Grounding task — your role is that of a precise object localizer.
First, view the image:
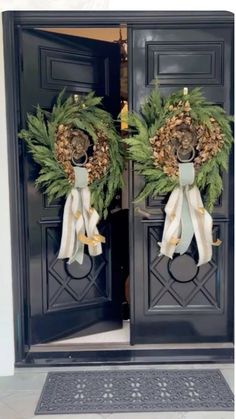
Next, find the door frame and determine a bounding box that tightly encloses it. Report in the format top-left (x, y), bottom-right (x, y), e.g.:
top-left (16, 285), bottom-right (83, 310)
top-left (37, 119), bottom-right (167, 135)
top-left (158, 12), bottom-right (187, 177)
top-left (2, 10), bottom-right (234, 366)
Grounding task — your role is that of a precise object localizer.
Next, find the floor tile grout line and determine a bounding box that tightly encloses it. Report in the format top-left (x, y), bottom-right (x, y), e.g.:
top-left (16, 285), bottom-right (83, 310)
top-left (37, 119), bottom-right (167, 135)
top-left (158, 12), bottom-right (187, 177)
top-left (0, 391), bottom-right (15, 399)
top-left (0, 397), bottom-right (24, 413)
top-left (0, 396), bottom-right (38, 419)
top-left (10, 365), bottom-right (233, 375)
top-left (0, 390), bottom-right (43, 396)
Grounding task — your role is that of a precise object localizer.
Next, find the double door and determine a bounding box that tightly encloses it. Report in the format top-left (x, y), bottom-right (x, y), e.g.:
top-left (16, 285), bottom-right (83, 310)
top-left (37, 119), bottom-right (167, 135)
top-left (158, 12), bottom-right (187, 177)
top-left (19, 23), bottom-right (234, 347)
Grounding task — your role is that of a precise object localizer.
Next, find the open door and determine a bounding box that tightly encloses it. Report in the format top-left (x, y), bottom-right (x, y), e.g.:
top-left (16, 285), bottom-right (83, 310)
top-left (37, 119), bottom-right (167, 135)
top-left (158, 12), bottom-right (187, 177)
top-left (19, 29), bottom-right (122, 345)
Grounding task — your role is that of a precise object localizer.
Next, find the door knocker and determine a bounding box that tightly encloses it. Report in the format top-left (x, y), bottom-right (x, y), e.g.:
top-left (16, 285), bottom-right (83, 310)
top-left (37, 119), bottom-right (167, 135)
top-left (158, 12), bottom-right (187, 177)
top-left (173, 123), bottom-right (197, 163)
top-left (176, 144), bottom-right (195, 163)
top-left (71, 134), bottom-right (90, 167)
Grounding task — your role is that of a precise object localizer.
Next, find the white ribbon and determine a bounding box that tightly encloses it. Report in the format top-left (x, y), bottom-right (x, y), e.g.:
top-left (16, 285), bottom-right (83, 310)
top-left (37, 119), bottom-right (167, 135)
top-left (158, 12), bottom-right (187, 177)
top-left (159, 163), bottom-right (213, 266)
top-left (58, 167), bottom-right (104, 265)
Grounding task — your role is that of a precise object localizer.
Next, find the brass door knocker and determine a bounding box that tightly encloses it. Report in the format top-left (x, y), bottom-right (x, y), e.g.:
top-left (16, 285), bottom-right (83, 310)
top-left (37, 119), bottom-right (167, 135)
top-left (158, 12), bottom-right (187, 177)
top-left (71, 150), bottom-right (88, 166)
top-left (71, 135), bottom-right (90, 167)
top-left (173, 123), bottom-right (197, 163)
top-left (176, 144), bottom-right (195, 163)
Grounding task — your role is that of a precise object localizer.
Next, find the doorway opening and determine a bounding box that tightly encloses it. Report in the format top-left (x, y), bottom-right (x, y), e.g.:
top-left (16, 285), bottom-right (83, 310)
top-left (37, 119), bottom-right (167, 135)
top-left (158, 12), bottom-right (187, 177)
top-left (22, 25), bottom-right (131, 351)
top-left (4, 10), bottom-right (234, 366)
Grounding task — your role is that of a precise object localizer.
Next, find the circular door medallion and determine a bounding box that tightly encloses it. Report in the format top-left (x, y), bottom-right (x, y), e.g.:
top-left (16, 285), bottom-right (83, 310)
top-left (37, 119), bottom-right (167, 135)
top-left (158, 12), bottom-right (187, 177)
top-left (168, 254), bottom-right (199, 283)
top-left (65, 254), bottom-right (93, 279)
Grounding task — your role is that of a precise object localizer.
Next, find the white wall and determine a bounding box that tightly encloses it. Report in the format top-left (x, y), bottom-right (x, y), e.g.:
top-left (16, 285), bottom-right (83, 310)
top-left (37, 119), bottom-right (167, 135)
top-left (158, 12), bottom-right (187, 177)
top-left (0, 18), bottom-right (14, 376)
top-left (0, 0), bottom-right (234, 377)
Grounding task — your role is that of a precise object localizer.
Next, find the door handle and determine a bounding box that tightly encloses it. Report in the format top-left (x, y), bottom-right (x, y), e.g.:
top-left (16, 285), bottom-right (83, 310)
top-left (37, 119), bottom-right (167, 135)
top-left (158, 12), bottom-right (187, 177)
top-left (135, 207), bottom-right (151, 219)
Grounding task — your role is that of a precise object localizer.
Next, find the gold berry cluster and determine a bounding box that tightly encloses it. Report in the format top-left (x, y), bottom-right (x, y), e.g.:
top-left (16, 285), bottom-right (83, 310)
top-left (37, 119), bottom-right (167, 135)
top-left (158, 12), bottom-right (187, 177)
top-left (55, 124), bottom-right (75, 184)
top-left (149, 101), bottom-right (224, 177)
top-left (85, 132), bottom-right (110, 184)
top-left (194, 118), bottom-right (224, 168)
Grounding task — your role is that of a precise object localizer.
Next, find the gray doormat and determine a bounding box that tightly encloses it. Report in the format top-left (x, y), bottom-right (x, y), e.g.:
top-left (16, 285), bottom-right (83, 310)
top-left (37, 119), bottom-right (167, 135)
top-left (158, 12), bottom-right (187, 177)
top-left (35, 369), bottom-right (234, 415)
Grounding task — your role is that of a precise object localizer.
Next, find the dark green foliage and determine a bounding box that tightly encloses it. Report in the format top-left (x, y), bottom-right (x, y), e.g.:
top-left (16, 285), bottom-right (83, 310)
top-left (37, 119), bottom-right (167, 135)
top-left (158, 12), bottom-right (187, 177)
top-left (19, 91), bottom-right (124, 218)
top-left (124, 87), bottom-right (233, 211)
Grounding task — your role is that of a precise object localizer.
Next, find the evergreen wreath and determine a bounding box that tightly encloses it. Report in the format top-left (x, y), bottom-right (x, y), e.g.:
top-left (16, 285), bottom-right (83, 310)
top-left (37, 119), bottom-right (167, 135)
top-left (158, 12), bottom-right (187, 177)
top-left (19, 91), bottom-right (124, 218)
top-left (124, 87), bottom-right (233, 212)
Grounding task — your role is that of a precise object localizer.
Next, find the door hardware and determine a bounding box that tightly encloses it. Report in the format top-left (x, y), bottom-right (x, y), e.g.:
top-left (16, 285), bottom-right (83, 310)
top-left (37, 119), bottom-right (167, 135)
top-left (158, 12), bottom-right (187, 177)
top-left (135, 207), bottom-right (151, 218)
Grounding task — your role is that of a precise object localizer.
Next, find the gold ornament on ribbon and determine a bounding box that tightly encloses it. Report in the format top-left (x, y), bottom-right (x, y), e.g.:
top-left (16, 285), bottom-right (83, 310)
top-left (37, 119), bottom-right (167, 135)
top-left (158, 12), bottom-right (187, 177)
top-left (124, 86), bottom-right (233, 265)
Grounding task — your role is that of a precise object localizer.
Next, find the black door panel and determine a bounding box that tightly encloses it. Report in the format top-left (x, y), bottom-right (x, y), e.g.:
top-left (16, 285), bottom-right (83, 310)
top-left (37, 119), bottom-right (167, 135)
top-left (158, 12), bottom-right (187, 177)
top-left (130, 26), bottom-right (233, 344)
top-left (19, 29), bottom-right (122, 344)
top-left (132, 220), bottom-right (228, 343)
top-left (20, 29), bottom-right (120, 118)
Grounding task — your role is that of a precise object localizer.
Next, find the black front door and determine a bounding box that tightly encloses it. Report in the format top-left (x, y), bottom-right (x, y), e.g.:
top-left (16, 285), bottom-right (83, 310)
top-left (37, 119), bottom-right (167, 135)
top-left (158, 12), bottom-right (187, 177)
top-left (19, 29), bottom-right (122, 344)
top-left (130, 25), bottom-right (234, 344)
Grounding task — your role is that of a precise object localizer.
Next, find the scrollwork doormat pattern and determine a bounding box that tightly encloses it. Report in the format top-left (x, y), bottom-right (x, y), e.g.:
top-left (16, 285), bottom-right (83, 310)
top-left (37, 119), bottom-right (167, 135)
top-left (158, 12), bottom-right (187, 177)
top-left (35, 369), bottom-right (234, 414)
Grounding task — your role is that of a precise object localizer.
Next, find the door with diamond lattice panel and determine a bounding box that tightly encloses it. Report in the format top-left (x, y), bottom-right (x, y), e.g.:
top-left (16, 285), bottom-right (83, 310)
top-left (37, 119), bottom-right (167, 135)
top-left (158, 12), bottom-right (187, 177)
top-left (19, 29), bottom-right (123, 344)
top-left (130, 25), bottom-right (233, 344)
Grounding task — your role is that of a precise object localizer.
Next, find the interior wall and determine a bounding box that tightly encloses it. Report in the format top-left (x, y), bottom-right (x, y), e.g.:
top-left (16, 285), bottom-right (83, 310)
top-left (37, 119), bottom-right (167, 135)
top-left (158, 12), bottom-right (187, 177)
top-left (41, 27), bottom-right (127, 42)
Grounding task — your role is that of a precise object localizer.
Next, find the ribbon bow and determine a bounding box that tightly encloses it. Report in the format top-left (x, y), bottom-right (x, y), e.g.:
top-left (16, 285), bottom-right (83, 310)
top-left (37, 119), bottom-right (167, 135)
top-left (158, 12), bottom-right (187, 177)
top-left (159, 163), bottom-right (216, 266)
top-left (58, 167), bottom-right (105, 265)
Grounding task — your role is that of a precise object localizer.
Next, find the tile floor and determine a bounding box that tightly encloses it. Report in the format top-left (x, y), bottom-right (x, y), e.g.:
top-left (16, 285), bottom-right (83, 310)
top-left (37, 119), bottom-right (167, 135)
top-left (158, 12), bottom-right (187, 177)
top-left (0, 363), bottom-right (234, 419)
top-left (45, 321), bottom-right (130, 346)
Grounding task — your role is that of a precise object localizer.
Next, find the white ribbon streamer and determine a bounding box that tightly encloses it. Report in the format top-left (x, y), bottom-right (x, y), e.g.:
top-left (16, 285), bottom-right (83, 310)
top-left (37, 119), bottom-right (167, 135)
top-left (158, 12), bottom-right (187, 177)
top-left (187, 186), bottom-right (213, 266)
top-left (58, 167), bottom-right (103, 265)
top-left (159, 163), bottom-right (213, 266)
